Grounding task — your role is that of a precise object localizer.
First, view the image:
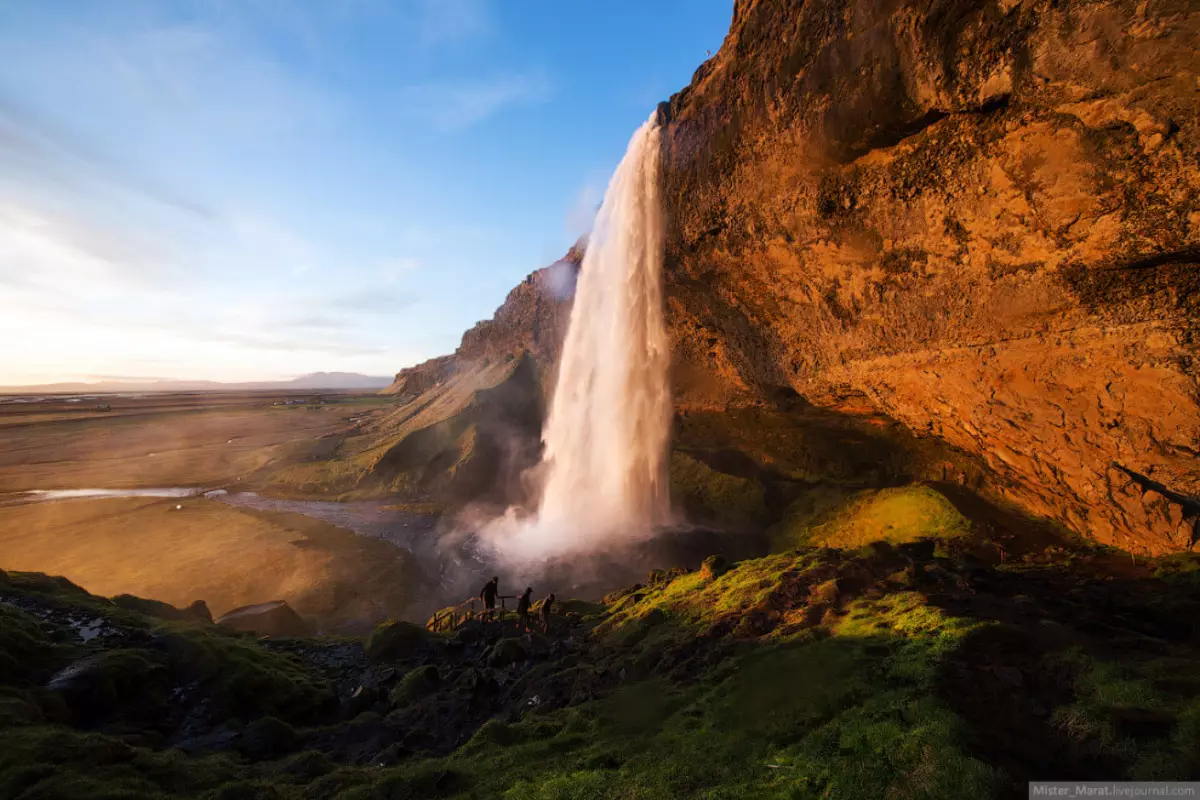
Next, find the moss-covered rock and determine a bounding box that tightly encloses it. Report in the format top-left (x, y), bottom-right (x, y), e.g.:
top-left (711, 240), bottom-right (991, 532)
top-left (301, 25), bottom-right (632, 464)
top-left (48, 648), bottom-right (171, 724)
top-left (773, 484), bottom-right (971, 551)
top-left (0, 604), bottom-right (60, 685)
top-left (237, 716), bottom-right (299, 759)
top-left (487, 638), bottom-right (527, 668)
top-left (389, 665), bottom-right (440, 707)
top-left (365, 620), bottom-right (430, 664)
top-left (669, 451), bottom-right (769, 528)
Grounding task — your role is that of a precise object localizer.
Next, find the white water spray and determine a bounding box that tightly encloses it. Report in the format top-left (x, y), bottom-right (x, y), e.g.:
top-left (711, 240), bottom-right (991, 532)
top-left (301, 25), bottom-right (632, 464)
top-left (486, 113), bottom-right (671, 562)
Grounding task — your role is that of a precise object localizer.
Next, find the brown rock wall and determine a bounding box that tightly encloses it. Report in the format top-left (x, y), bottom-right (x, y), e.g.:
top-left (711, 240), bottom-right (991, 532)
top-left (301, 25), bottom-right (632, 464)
top-left (659, 0), bottom-right (1200, 552)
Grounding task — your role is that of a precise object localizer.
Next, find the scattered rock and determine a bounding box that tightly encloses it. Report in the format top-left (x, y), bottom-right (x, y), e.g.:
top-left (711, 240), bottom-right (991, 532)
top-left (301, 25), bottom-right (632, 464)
top-left (811, 578), bottom-right (840, 605)
top-left (217, 601), bottom-right (312, 638)
top-left (700, 554), bottom-right (730, 581)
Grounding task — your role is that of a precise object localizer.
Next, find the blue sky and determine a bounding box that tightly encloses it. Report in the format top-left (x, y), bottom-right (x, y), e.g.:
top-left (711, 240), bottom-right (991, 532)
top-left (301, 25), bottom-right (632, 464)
top-left (0, 0), bottom-right (731, 384)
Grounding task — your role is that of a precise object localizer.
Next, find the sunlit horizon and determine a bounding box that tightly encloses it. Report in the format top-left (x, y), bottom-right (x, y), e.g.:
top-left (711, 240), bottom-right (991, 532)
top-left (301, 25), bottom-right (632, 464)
top-left (0, 0), bottom-right (730, 385)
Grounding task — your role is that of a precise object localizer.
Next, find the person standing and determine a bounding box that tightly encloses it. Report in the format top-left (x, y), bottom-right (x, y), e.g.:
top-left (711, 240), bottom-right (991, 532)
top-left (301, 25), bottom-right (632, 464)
top-left (479, 576), bottom-right (499, 620)
top-left (517, 586), bottom-right (533, 630)
top-left (539, 592), bottom-right (555, 634)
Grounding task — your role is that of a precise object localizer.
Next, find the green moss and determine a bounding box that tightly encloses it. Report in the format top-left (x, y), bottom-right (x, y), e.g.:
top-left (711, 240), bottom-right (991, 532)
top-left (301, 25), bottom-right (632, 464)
top-left (556, 599), bottom-right (606, 618)
top-left (364, 583), bottom-right (998, 799)
top-left (669, 452), bottom-right (769, 528)
top-left (153, 624), bottom-right (334, 725)
top-left (366, 619), bottom-right (430, 664)
top-left (1045, 649), bottom-right (1200, 778)
top-left (767, 485), bottom-right (852, 551)
top-left (780, 485), bottom-right (971, 550)
top-left (0, 725), bottom-right (245, 799)
top-left (390, 665), bottom-right (440, 707)
top-left (0, 604), bottom-right (62, 685)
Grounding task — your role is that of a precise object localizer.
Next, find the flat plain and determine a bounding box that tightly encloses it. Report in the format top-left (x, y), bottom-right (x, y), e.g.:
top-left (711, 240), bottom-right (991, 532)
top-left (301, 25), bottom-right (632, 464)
top-left (0, 390), bottom-right (421, 628)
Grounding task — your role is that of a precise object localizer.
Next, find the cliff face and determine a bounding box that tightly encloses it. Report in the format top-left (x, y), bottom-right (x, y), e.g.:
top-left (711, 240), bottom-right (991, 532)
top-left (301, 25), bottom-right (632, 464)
top-left (387, 246), bottom-right (582, 397)
top-left (659, 0), bottom-right (1200, 553)
top-left (371, 248), bottom-right (581, 504)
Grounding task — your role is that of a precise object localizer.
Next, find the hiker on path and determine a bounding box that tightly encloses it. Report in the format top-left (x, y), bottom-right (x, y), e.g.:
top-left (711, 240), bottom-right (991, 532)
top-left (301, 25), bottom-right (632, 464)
top-left (480, 576), bottom-right (499, 620)
top-left (540, 592), bottom-right (555, 634)
top-left (517, 586), bottom-right (533, 630)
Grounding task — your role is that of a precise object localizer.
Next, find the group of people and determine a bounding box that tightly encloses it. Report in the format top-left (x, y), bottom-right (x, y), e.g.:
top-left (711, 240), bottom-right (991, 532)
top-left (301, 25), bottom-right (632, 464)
top-left (478, 576), bottom-right (555, 633)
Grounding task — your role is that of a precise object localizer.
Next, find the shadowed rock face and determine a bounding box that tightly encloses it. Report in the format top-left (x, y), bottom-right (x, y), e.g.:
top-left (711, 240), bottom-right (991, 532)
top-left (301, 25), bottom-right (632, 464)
top-left (386, 244), bottom-right (583, 400)
top-left (658, 0), bottom-right (1200, 553)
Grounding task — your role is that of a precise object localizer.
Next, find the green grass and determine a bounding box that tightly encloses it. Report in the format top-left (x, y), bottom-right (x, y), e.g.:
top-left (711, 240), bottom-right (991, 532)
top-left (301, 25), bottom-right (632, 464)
top-left (5, 504), bottom-right (1200, 799)
top-left (1046, 649), bottom-right (1200, 779)
top-left (338, 571), bottom-right (1000, 799)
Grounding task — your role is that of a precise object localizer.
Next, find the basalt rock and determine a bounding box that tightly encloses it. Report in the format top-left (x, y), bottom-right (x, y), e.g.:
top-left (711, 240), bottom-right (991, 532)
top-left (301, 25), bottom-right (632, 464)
top-left (657, 0), bottom-right (1200, 554)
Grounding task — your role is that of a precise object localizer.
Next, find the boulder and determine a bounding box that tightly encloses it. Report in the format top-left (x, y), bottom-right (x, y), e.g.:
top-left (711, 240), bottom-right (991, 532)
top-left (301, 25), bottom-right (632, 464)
top-left (46, 649), bottom-right (169, 724)
top-left (389, 665), bottom-right (440, 707)
top-left (487, 638), bottom-right (527, 668)
top-left (365, 620), bottom-right (430, 664)
top-left (216, 601), bottom-right (311, 638)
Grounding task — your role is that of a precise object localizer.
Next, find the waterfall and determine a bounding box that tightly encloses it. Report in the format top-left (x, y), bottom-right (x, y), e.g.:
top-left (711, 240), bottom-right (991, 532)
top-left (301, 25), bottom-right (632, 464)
top-left (488, 113), bottom-right (671, 562)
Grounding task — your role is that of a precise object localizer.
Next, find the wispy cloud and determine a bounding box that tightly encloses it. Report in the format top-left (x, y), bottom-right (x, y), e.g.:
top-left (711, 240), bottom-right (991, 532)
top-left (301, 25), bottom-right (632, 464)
top-left (0, 0), bottom-right (547, 383)
top-left (399, 71), bottom-right (553, 130)
top-left (0, 94), bottom-right (214, 219)
top-left (410, 0), bottom-right (494, 51)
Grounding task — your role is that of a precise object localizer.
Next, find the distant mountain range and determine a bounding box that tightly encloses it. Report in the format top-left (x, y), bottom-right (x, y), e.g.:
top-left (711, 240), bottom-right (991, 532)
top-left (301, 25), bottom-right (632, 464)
top-left (0, 372), bottom-right (393, 395)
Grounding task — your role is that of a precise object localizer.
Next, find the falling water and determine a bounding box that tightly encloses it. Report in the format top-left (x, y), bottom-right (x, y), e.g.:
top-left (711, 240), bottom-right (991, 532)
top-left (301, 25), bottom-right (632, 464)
top-left (488, 113), bottom-right (671, 562)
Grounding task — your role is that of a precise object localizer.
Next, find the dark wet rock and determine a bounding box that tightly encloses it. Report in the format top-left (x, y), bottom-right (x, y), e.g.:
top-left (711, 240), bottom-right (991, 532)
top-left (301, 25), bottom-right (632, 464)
top-left (173, 725), bottom-right (239, 754)
top-left (216, 601), bottom-right (311, 638)
top-left (47, 649), bottom-right (170, 724)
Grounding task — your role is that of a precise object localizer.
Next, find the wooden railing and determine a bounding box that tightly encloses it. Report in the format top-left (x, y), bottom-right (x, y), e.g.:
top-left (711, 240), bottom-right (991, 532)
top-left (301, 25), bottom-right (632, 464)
top-left (426, 595), bottom-right (520, 632)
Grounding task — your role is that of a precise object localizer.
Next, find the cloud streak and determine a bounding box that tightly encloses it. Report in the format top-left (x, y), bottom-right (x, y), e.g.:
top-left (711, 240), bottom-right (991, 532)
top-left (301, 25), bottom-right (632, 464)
top-left (399, 71), bottom-right (554, 130)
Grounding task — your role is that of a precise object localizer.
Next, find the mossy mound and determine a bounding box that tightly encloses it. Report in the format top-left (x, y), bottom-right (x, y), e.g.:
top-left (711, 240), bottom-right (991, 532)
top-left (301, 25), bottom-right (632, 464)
top-left (772, 484), bottom-right (971, 551)
top-left (366, 620), bottom-right (431, 664)
top-left (669, 451), bottom-right (769, 528)
top-left (389, 665), bottom-right (441, 707)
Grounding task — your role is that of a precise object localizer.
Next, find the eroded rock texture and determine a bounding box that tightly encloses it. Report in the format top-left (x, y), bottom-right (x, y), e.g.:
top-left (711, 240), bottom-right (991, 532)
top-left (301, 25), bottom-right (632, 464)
top-left (660, 0), bottom-right (1200, 553)
top-left (387, 245), bottom-right (581, 398)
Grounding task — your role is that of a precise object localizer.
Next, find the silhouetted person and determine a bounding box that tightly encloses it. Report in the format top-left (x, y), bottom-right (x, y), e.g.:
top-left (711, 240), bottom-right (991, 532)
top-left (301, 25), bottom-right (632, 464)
top-left (480, 576), bottom-right (499, 620)
top-left (517, 586), bottom-right (533, 630)
top-left (540, 592), bottom-right (555, 633)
